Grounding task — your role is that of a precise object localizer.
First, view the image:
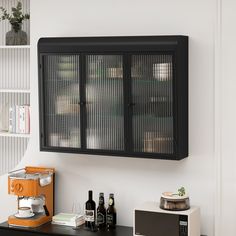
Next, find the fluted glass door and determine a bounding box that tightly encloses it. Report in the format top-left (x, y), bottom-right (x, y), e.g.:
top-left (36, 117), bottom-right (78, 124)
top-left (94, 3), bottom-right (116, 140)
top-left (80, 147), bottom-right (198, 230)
top-left (86, 55), bottom-right (124, 151)
top-left (131, 54), bottom-right (174, 154)
top-left (43, 55), bottom-right (81, 148)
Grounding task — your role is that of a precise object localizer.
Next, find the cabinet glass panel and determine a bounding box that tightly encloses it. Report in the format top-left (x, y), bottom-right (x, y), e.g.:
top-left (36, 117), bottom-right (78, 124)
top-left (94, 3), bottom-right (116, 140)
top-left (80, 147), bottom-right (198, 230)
top-left (43, 55), bottom-right (81, 148)
top-left (131, 54), bottom-right (174, 154)
top-left (86, 55), bottom-right (124, 150)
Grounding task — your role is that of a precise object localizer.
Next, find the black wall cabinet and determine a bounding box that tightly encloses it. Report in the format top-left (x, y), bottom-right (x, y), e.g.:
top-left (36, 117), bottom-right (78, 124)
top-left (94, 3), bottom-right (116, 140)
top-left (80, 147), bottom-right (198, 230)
top-left (38, 36), bottom-right (188, 160)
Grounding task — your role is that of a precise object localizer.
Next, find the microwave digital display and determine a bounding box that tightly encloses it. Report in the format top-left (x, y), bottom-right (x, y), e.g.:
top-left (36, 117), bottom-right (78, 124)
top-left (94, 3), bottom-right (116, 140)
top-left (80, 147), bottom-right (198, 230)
top-left (135, 210), bottom-right (188, 236)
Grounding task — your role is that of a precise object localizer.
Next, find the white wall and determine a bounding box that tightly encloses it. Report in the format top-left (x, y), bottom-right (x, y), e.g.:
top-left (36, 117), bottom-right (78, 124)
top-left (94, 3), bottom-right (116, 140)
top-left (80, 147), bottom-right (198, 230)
top-left (1, 0), bottom-right (232, 235)
top-left (219, 0), bottom-right (236, 235)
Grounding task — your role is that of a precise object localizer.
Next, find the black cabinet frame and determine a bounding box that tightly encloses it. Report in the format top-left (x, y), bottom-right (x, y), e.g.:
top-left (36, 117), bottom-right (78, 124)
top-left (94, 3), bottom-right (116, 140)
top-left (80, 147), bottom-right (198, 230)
top-left (38, 36), bottom-right (188, 160)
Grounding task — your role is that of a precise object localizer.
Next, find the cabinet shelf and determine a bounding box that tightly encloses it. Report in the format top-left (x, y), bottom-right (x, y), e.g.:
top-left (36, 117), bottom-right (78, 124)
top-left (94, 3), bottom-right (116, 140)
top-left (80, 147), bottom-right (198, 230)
top-left (46, 113), bottom-right (79, 117)
top-left (46, 113), bottom-right (124, 119)
top-left (132, 78), bottom-right (172, 83)
top-left (0, 45), bottom-right (30, 49)
top-left (0, 89), bottom-right (30, 93)
top-left (46, 78), bottom-right (123, 83)
top-left (0, 131), bottom-right (30, 138)
top-left (46, 79), bottom-right (78, 83)
top-left (88, 76), bottom-right (123, 80)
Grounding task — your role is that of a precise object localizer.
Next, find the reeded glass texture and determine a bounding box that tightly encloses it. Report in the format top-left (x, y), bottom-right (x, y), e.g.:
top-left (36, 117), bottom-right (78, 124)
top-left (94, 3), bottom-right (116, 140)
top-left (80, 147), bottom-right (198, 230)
top-left (131, 54), bottom-right (174, 154)
top-left (43, 55), bottom-right (81, 148)
top-left (86, 55), bottom-right (124, 150)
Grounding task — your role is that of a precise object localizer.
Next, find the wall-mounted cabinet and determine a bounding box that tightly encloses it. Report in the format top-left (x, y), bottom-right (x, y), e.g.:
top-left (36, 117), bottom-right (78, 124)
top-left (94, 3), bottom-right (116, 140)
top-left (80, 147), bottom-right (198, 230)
top-left (38, 36), bottom-right (188, 160)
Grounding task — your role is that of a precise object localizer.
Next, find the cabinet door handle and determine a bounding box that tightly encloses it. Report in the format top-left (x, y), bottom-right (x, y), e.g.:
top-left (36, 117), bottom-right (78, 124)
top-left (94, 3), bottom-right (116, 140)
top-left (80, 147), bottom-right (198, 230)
top-left (128, 103), bottom-right (135, 107)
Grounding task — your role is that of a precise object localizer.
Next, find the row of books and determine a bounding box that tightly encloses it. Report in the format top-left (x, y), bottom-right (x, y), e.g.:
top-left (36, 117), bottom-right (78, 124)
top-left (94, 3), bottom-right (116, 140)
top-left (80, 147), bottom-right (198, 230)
top-left (9, 105), bottom-right (30, 134)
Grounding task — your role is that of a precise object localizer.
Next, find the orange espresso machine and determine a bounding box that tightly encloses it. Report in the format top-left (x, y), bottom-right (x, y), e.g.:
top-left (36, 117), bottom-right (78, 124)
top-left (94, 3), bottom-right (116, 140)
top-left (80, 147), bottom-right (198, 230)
top-left (8, 166), bottom-right (55, 228)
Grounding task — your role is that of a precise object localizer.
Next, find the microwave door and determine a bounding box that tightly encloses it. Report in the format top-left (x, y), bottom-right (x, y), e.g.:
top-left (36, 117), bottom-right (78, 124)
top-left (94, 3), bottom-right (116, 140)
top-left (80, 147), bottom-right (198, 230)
top-left (135, 210), bottom-right (179, 236)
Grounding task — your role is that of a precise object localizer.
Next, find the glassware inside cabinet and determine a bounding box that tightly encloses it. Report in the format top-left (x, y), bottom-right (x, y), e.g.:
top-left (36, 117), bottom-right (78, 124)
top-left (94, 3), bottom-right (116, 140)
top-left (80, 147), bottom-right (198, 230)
top-left (86, 55), bottom-right (124, 151)
top-left (43, 54), bottom-right (81, 148)
top-left (131, 54), bottom-right (174, 154)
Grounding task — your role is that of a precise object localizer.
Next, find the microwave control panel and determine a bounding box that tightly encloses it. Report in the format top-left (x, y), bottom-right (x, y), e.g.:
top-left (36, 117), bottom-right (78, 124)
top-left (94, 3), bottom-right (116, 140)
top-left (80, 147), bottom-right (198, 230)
top-left (179, 215), bottom-right (188, 236)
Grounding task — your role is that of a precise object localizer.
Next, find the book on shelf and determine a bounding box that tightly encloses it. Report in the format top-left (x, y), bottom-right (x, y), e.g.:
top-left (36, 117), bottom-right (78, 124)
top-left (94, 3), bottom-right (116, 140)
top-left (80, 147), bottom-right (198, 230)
top-left (52, 213), bottom-right (85, 227)
top-left (9, 105), bottom-right (30, 134)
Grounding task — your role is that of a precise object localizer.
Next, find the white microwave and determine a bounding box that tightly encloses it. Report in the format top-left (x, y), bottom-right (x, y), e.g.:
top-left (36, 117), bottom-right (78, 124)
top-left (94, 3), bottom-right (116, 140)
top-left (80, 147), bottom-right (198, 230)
top-left (134, 202), bottom-right (200, 236)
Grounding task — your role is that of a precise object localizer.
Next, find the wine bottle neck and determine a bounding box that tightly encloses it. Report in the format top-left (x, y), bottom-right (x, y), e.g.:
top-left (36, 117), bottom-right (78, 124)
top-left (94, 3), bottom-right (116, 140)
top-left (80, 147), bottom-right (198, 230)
top-left (99, 197), bottom-right (104, 205)
top-left (109, 197), bottom-right (114, 206)
top-left (88, 191), bottom-right (93, 200)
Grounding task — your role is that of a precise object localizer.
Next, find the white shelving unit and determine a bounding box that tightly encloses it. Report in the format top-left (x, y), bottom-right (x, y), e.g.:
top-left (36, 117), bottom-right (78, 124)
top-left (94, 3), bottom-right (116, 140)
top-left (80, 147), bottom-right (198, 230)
top-left (0, 0), bottom-right (30, 175)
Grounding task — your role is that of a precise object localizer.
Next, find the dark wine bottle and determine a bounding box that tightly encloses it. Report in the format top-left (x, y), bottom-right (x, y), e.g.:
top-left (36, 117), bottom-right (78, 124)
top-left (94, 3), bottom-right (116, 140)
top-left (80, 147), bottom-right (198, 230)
top-left (97, 193), bottom-right (106, 229)
top-left (106, 193), bottom-right (116, 229)
top-left (85, 190), bottom-right (96, 230)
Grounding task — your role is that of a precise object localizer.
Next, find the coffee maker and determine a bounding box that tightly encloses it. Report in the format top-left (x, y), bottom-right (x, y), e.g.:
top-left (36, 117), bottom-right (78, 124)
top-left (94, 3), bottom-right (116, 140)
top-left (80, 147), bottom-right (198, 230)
top-left (8, 166), bottom-right (55, 228)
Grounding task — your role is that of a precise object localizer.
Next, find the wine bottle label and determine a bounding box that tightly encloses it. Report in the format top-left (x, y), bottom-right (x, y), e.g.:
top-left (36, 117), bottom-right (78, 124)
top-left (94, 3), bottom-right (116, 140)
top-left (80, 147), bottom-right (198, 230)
top-left (97, 212), bottom-right (105, 224)
top-left (85, 210), bottom-right (95, 222)
top-left (107, 214), bottom-right (113, 224)
top-left (109, 198), bottom-right (113, 206)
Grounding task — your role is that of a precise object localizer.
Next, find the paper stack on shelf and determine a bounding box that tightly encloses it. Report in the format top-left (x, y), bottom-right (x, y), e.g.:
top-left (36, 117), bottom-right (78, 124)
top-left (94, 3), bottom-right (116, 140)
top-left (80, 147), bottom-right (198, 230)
top-left (9, 105), bottom-right (30, 134)
top-left (52, 213), bottom-right (85, 227)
